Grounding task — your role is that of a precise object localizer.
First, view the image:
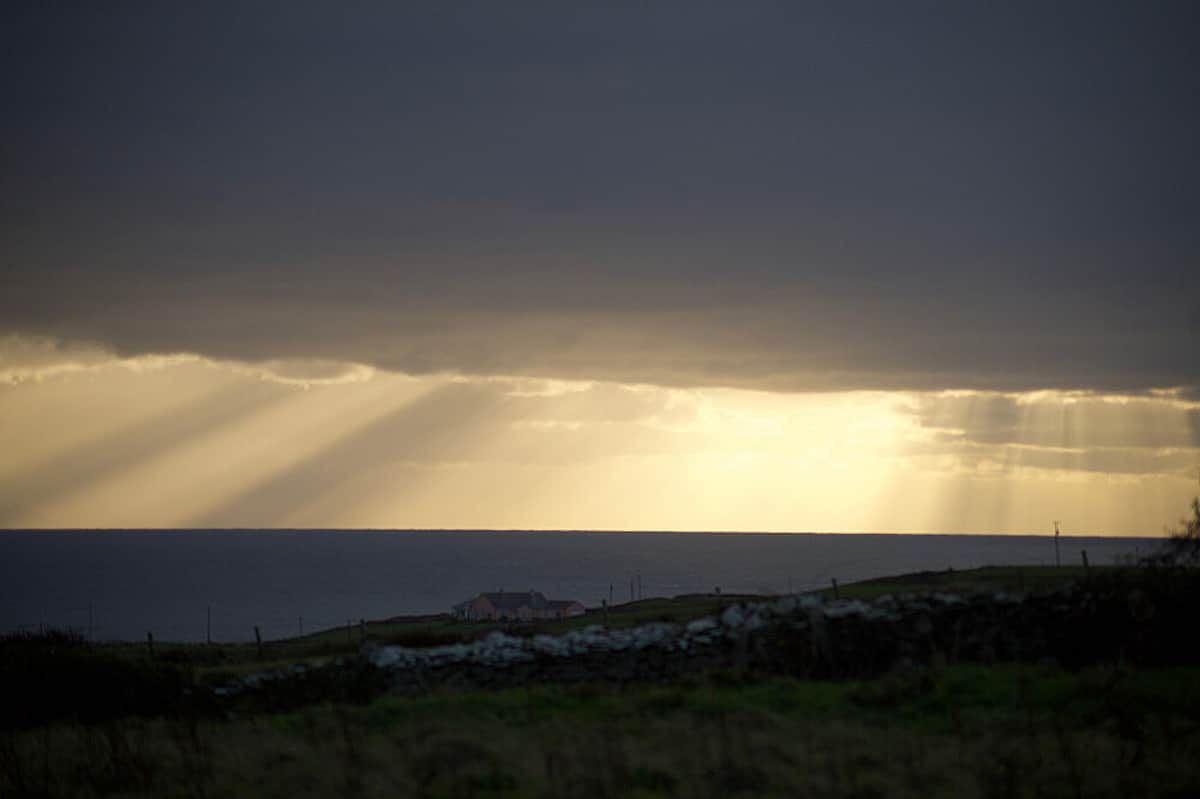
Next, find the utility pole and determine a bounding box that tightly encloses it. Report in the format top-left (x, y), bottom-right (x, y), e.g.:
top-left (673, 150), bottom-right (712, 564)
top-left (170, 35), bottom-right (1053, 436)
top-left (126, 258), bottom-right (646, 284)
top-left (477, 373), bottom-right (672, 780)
top-left (1054, 521), bottom-right (1061, 567)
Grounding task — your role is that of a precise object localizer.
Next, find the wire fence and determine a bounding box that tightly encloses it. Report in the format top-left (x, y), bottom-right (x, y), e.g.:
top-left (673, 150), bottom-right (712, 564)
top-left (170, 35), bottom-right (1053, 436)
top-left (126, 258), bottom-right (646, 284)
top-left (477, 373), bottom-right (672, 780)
top-left (3, 539), bottom-right (1150, 643)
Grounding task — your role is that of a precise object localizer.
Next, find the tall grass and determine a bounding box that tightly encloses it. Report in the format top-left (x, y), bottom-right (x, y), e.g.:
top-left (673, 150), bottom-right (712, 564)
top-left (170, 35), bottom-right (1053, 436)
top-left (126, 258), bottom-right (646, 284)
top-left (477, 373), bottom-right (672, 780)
top-left (2, 666), bottom-right (1198, 798)
top-left (0, 629), bottom-right (193, 731)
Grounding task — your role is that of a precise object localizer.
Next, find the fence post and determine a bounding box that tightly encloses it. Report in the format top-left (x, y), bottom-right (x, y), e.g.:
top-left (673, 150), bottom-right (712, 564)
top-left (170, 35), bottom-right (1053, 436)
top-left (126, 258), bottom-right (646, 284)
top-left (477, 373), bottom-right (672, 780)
top-left (206, 605), bottom-right (212, 645)
top-left (146, 631), bottom-right (154, 658)
top-left (1081, 549), bottom-right (1090, 579)
top-left (831, 578), bottom-right (840, 599)
top-left (254, 625), bottom-right (263, 659)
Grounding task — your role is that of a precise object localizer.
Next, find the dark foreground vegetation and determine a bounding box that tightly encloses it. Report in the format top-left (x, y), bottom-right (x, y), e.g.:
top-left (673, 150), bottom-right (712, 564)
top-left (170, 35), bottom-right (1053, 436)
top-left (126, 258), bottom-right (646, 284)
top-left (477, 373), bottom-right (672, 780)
top-left (3, 664), bottom-right (1199, 798)
top-left (4, 564), bottom-right (1200, 798)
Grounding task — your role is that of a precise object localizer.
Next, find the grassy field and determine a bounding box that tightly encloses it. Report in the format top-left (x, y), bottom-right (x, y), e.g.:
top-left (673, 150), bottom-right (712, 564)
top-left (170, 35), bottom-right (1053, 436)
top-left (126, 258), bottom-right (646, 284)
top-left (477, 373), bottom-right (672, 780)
top-left (815, 564), bottom-right (1115, 600)
top-left (96, 565), bottom-right (1114, 685)
top-left (3, 663), bottom-right (1197, 798)
top-left (94, 593), bottom-right (770, 684)
top-left (5, 565), bottom-right (1198, 797)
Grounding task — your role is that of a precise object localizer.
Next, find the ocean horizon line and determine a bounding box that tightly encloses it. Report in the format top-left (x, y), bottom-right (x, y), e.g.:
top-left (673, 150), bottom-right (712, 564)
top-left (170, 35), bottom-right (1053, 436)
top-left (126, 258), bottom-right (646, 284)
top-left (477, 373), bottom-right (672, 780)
top-left (0, 527), bottom-right (1169, 539)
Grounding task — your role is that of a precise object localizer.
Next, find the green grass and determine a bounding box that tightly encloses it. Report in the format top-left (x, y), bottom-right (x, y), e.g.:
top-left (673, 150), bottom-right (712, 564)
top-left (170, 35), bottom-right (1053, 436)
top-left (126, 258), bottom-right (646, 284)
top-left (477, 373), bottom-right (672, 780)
top-left (817, 565), bottom-right (1127, 600)
top-left (93, 593), bottom-right (770, 683)
top-left (83, 566), bottom-right (1114, 684)
top-left (320, 663), bottom-right (1200, 737)
top-left (5, 664), bottom-right (1199, 798)
top-left (5, 566), bottom-right (1198, 797)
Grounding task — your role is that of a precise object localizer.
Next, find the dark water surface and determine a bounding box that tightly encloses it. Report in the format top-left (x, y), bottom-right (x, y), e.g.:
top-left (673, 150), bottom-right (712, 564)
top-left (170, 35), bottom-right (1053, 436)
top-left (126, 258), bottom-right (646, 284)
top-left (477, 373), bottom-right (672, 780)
top-left (0, 530), bottom-right (1153, 642)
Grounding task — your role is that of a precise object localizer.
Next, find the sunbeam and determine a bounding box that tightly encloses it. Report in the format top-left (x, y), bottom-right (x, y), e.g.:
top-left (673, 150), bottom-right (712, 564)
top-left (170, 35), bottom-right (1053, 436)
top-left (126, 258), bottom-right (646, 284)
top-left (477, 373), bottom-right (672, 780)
top-left (2, 346), bottom-right (1197, 534)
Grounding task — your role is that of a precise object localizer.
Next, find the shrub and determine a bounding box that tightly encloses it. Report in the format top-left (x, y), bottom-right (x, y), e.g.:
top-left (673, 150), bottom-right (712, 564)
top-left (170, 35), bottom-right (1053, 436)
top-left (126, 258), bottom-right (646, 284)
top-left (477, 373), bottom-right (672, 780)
top-left (1161, 482), bottom-right (1200, 566)
top-left (0, 630), bottom-right (190, 730)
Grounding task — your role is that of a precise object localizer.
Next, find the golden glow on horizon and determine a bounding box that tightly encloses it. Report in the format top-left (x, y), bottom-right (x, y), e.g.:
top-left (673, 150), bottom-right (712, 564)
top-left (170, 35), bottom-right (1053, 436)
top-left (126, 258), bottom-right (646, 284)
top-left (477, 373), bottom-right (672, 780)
top-left (0, 338), bottom-right (1196, 535)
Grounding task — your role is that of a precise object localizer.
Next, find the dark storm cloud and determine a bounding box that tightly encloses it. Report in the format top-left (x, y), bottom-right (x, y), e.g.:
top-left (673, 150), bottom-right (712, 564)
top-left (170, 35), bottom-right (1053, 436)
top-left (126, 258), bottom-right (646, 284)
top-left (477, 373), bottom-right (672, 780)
top-left (3, 2), bottom-right (1198, 391)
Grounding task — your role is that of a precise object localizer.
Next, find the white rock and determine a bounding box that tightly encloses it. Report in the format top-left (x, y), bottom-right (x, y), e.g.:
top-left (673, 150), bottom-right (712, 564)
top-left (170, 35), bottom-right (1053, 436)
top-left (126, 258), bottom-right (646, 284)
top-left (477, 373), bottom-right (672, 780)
top-left (795, 595), bottom-right (824, 610)
top-left (823, 599), bottom-right (870, 619)
top-left (686, 617), bottom-right (719, 634)
top-left (720, 605), bottom-right (745, 629)
top-left (631, 622), bottom-right (676, 649)
top-left (772, 596), bottom-right (800, 614)
top-left (532, 634), bottom-right (568, 657)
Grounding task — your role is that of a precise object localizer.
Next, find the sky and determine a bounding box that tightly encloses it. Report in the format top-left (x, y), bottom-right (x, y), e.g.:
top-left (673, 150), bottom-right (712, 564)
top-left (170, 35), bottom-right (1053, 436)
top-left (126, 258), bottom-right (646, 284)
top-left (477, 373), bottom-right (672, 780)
top-left (2, 2), bottom-right (1198, 533)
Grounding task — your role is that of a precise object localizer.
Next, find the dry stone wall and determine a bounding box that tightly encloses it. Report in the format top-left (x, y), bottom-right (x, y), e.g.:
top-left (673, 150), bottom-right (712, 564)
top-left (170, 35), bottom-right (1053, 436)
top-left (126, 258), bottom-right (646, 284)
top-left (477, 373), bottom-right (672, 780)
top-left (211, 572), bottom-right (1200, 709)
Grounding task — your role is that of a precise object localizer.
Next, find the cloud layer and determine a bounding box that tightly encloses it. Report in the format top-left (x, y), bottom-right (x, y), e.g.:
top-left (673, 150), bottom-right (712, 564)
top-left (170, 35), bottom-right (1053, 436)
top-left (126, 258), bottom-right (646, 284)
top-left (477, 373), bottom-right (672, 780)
top-left (3, 3), bottom-right (1198, 393)
top-left (2, 340), bottom-right (1196, 533)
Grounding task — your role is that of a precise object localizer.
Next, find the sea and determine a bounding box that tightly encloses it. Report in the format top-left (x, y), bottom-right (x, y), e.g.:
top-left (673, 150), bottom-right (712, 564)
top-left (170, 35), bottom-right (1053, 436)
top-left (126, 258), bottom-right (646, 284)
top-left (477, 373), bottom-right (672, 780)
top-left (0, 530), bottom-right (1156, 643)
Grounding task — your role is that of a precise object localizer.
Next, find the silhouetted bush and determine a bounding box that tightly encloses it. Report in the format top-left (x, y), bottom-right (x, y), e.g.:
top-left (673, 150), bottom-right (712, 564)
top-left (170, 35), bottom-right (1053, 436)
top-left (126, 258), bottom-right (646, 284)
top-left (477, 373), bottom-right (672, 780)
top-left (0, 630), bottom-right (191, 730)
top-left (1163, 488), bottom-right (1200, 565)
